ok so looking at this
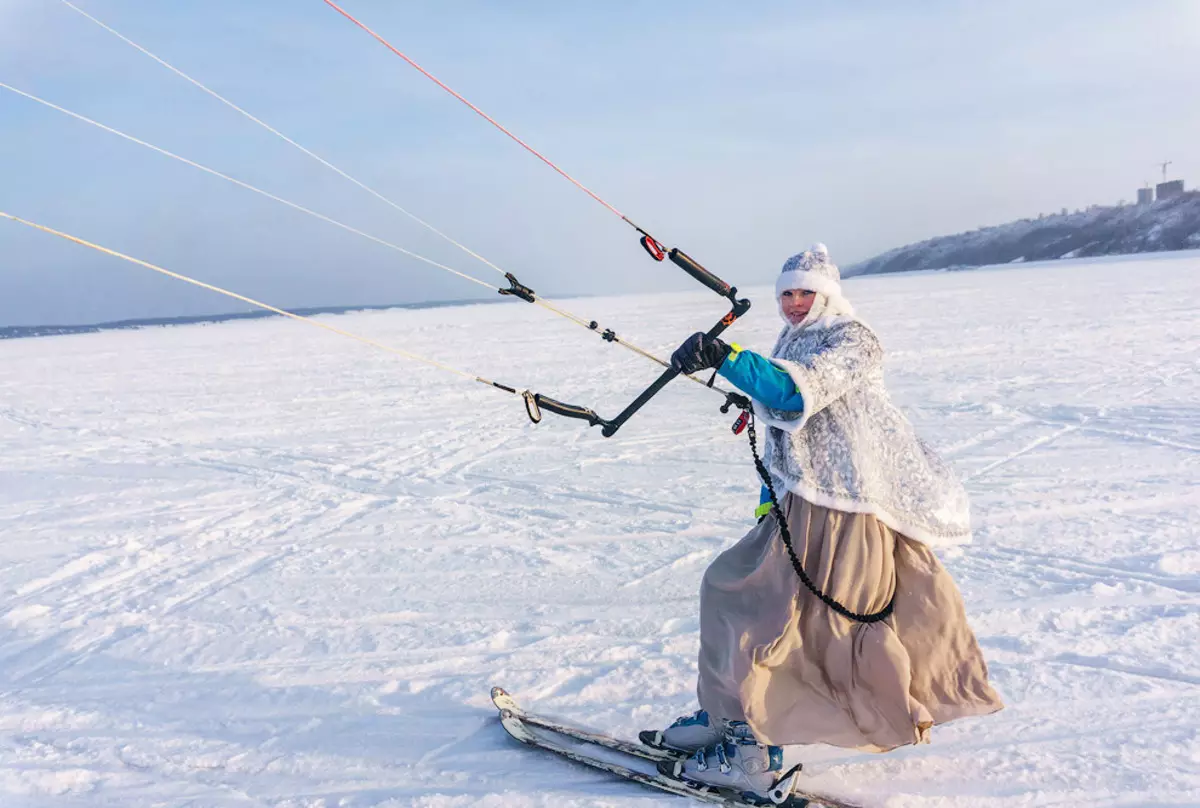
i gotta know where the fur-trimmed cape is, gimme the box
[754,317,972,547]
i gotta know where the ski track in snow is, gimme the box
[0,254,1198,806]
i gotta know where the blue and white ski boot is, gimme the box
[656,720,802,805]
[639,709,725,754]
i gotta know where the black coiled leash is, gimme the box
[724,395,896,624]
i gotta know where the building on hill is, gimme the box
[845,188,1200,277]
[1157,179,1185,200]
[1137,187,1154,205]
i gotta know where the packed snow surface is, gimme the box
[1,253,1198,807]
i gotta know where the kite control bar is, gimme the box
[598,293,750,437]
[526,247,751,437]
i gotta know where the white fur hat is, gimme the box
[775,243,843,299]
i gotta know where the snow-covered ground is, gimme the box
[1,253,1197,807]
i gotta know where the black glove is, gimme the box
[671,332,731,375]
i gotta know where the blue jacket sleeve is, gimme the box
[717,346,805,411]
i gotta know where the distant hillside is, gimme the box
[846,190,1200,276]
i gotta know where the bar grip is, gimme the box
[669,248,732,298]
[534,394,605,427]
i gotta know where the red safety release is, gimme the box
[640,235,666,262]
[732,410,750,435]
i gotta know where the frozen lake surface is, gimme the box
[1,252,1198,806]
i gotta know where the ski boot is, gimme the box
[656,720,804,805]
[639,709,724,754]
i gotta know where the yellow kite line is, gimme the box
[0,78,697,380]
[0,210,514,388]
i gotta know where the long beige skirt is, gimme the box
[697,495,1003,751]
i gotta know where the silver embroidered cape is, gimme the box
[754,317,972,547]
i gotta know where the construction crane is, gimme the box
[1158,161,1173,182]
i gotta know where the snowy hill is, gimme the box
[1,252,1198,806]
[846,191,1200,276]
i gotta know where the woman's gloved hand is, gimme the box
[671,332,732,374]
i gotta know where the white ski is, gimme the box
[491,687,862,808]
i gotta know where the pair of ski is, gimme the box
[491,687,862,808]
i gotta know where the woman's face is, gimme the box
[780,288,817,325]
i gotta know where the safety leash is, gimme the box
[727,398,896,624]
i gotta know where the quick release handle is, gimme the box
[669,249,732,298]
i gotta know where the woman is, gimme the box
[646,244,1003,798]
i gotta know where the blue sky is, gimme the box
[1,0,1197,326]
